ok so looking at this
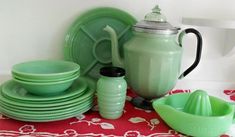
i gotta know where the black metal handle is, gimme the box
[178,28,203,79]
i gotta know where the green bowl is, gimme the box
[12,71,80,83]
[152,91,235,137]
[12,60,80,80]
[13,75,79,96]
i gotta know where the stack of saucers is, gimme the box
[0,60,95,122]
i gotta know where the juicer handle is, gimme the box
[233,112,235,124]
[233,104,235,123]
[178,28,202,79]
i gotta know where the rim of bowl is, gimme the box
[12,60,80,77]
[13,74,79,85]
[153,93,234,118]
[12,70,80,82]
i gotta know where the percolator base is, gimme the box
[131,96,153,110]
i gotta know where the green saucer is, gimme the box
[1,78,87,102]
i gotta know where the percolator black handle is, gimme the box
[178,28,203,79]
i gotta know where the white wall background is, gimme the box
[1,0,235,86]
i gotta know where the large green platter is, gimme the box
[64,7,136,80]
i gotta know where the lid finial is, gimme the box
[133,5,178,34]
[152,5,161,13]
[144,5,166,22]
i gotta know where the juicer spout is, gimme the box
[104,25,124,68]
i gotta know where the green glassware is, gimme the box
[13,75,78,96]
[1,78,88,104]
[64,7,137,80]
[12,60,80,79]
[183,90,212,116]
[104,5,202,109]
[97,67,127,119]
[0,77,96,122]
[152,90,235,137]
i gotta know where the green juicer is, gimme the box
[152,90,235,136]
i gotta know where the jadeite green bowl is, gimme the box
[12,60,80,80]
[12,71,80,83]
[13,75,78,96]
[152,91,235,137]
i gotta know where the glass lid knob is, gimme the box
[144,5,167,22]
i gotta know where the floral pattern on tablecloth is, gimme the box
[0,124,185,137]
[224,90,235,101]
[0,89,234,137]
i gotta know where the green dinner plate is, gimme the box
[2,89,86,104]
[1,85,87,105]
[1,78,87,102]
[0,77,96,122]
[0,99,93,117]
[0,103,93,122]
[0,77,95,109]
[0,94,93,111]
[64,7,137,80]
[0,84,94,108]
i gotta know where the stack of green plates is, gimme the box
[0,77,95,122]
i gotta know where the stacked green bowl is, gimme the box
[11,60,80,96]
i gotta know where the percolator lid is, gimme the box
[133,5,179,34]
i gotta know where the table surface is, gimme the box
[0,87,234,137]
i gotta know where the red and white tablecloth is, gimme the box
[0,89,234,137]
